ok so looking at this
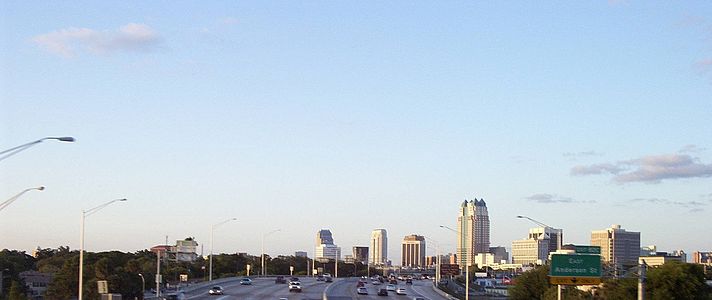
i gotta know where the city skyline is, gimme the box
[2,1,712,265]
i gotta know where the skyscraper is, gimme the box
[316,229,334,245]
[315,229,341,260]
[370,229,388,265]
[401,234,426,267]
[457,198,490,267]
[353,246,369,264]
[590,224,640,269]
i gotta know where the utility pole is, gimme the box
[638,261,647,300]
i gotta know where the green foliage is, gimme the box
[646,261,711,300]
[0,249,37,297]
[8,280,27,300]
[509,265,552,300]
[596,278,637,300]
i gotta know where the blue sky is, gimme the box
[2,1,711,265]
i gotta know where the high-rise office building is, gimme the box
[693,251,712,265]
[511,227,562,265]
[511,238,549,265]
[370,229,388,265]
[315,229,341,260]
[316,229,334,245]
[590,224,640,268]
[353,246,369,264]
[457,198,490,267]
[401,234,426,267]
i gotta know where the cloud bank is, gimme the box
[524,193,594,204]
[33,23,162,57]
[571,150,712,183]
[630,197,706,212]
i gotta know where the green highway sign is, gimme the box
[574,245,601,255]
[549,254,601,285]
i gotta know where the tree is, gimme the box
[646,261,711,300]
[509,265,552,300]
[596,278,637,300]
[8,280,27,300]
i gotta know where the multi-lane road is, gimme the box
[171,277,451,300]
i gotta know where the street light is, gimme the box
[209,218,237,281]
[79,198,127,300]
[440,225,469,300]
[138,273,145,298]
[261,229,281,276]
[0,136,75,162]
[0,186,44,212]
[516,215,563,300]
[423,236,441,284]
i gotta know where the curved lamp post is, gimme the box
[79,198,127,300]
[0,137,75,162]
[261,229,281,276]
[209,218,237,281]
[0,186,45,212]
[440,225,469,300]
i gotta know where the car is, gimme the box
[317,275,325,281]
[386,284,396,292]
[406,278,413,284]
[357,281,365,287]
[325,276,333,282]
[288,281,302,292]
[396,288,407,295]
[372,280,381,285]
[275,276,286,284]
[239,278,252,285]
[208,286,224,295]
[377,288,388,296]
[357,287,369,295]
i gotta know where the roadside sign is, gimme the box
[440,264,460,276]
[180,274,188,282]
[550,276,601,285]
[97,280,108,294]
[574,245,601,255]
[549,254,601,285]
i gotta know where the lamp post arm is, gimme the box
[0,187,44,211]
[516,215,550,228]
[0,137,75,162]
[84,199,127,217]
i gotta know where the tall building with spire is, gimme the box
[370,229,388,266]
[457,198,490,268]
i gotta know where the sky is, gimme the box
[2,1,711,266]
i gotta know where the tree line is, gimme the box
[1,246,370,300]
[509,262,712,300]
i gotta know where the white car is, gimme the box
[386,284,396,292]
[288,281,302,292]
[396,288,407,295]
[208,286,223,295]
[357,287,368,295]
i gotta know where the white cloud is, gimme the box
[570,163,622,175]
[571,152,712,183]
[524,193,594,204]
[33,23,162,57]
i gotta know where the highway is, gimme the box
[180,277,326,300]
[158,277,451,300]
[324,277,449,300]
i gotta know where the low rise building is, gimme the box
[20,270,51,300]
